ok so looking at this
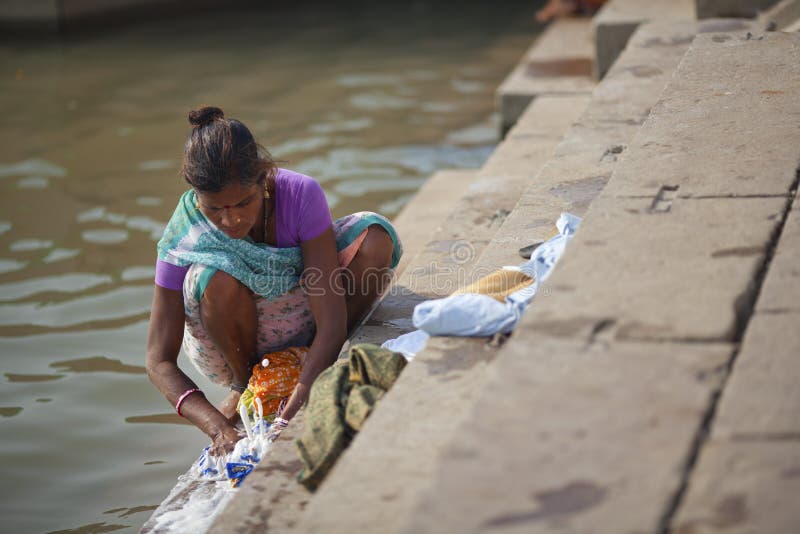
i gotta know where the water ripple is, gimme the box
[0,158,67,178]
[50,356,146,374]
[9,239,53,252]
[82,229,129,244]
[0,259,26,274]
[0,285,153,328]
[0,273,112,301]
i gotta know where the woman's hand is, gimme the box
[210,424,243,456]
[278,382,311,422]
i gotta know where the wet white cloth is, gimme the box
[412,212,581,337]
[193,403,274,485]
[380,329,429,361]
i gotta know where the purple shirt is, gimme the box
[155,168,332,291]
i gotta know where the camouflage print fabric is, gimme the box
[295,343,407,491]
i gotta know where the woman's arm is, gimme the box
[278,226,348,421]
[145,284,242,454]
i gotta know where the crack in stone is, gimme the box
[658,165,800,534]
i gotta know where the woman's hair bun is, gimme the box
[188,106,224,127]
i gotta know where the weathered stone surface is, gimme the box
[477,20,713,275]
[525,32,800,343]
[392,169,476,275]
[786,16,800,30]
[712,312,800,439]
[668,189,800,534]
[208,412,311,533]
[296,336,500,533]
[696,0,778,19]
[403,335,732,534]
[353,95,588,348]
[497,18,595,135]
[760,0,800,30]
[672,441,800,533]
[593,0,696,79]
[756,189,800,313]
[602,32,800,200]
[706,190,800,437]
[526,195,785,342]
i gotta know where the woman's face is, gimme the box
[195,181,263,239]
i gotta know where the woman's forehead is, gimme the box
[197,182,259,206]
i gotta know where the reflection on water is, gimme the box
[0,406,23,417]
[50,356,146,374]
[5,373,65,382]
[0,1,540,531]
[125,414,193,426]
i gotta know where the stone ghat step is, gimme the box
[203,94,589,533]
[476,19,746,274]
[403,30,800,533]
[351,94,590,349]
[760,0,800,30]
[290,19,736,534]
[391,169,477,275]
[497,17,595,137]
[673,190,800,533]
[593,0,696,79]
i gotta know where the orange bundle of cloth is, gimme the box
[238,347,307,421]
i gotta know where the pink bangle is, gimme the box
[175,388,203,417]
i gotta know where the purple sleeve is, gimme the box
[296,177,333,242]
[155,259,189,291]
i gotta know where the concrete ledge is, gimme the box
[355,94,589,348]
[592,0,696,79]
[496,18,595,136]
[673,194,800,533]
[405,28,799,534]
[406,336,733,533]
[673,440,800,534]
[530,31,800,343]
[391,169,476,275]
[477,19,716,274]
[760,0,800,29]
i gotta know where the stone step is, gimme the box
[289,95,589,533]
[391,169,477,275]
[403,29,800,533]
[477,19,732,274]
[672,189,800,533]
[496,17,595,136]
[290,18,727,534]
[593,0,696,79]
[205,94,588,533]
[760,0,800,30]
[351,94,590,348]
[786,16,800,30]
[528,29,800,344]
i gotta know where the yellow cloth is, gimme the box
[452,269,534,302]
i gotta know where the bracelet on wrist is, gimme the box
[229,383,247,393]
[175,388,203,417]
[273,417,289,427]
